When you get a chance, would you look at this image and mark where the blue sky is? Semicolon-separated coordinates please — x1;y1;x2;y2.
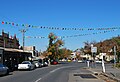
0;0;120;51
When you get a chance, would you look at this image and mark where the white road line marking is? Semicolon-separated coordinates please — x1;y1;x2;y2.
49;67;61;73
34;66;74;82
35;78;42;82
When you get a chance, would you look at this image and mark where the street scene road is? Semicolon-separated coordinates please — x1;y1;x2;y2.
0;61;118;82
0;62;86;82
0;1;120;82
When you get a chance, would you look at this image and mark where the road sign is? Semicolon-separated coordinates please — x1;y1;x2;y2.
91;47;97;53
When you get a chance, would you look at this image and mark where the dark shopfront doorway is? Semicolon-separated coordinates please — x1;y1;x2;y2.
3;51;32;71
0;49;4;64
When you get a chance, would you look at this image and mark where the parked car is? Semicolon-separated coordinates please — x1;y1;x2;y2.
33;60;42;68
37;58;49;67
41;60;48;67
67;59;71;62
18;61;35;70
77;60;84;63
51;60;58;65
44;61;48;66
0;64;9;76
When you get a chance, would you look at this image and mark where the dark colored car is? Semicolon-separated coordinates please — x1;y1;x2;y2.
0;64;9;76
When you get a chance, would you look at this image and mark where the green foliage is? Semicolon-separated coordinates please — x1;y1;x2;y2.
83;36;120;62
115;63;120;68
47;33;64;60
112;37;120;46
58;48;72;59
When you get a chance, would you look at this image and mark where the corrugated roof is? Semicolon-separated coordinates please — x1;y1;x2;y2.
0;47;31;53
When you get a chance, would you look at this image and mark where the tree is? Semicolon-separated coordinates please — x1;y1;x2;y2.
93;36;120;62
47;33;64;60
58;48;72;59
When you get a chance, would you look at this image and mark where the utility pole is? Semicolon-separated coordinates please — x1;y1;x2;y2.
4;39;5;48
19;29;27;51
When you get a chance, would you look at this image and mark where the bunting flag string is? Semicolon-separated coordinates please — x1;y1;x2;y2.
25;30;116;39
25;36;46;39
60;30;116;39
1;21;120;31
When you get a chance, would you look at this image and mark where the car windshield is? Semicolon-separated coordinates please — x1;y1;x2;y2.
33;61;38;63
22;61;30;64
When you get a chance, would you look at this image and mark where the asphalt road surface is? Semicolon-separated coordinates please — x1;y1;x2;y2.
0;62;86;82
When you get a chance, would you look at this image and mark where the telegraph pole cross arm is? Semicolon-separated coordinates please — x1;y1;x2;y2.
19;29;27;51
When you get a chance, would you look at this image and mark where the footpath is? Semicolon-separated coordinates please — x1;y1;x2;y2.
68;63;120;82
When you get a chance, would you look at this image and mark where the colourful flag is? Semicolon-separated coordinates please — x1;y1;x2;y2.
2;21;4;24
12;23;14;25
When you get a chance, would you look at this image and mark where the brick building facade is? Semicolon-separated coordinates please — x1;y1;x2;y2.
0;30;20;49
